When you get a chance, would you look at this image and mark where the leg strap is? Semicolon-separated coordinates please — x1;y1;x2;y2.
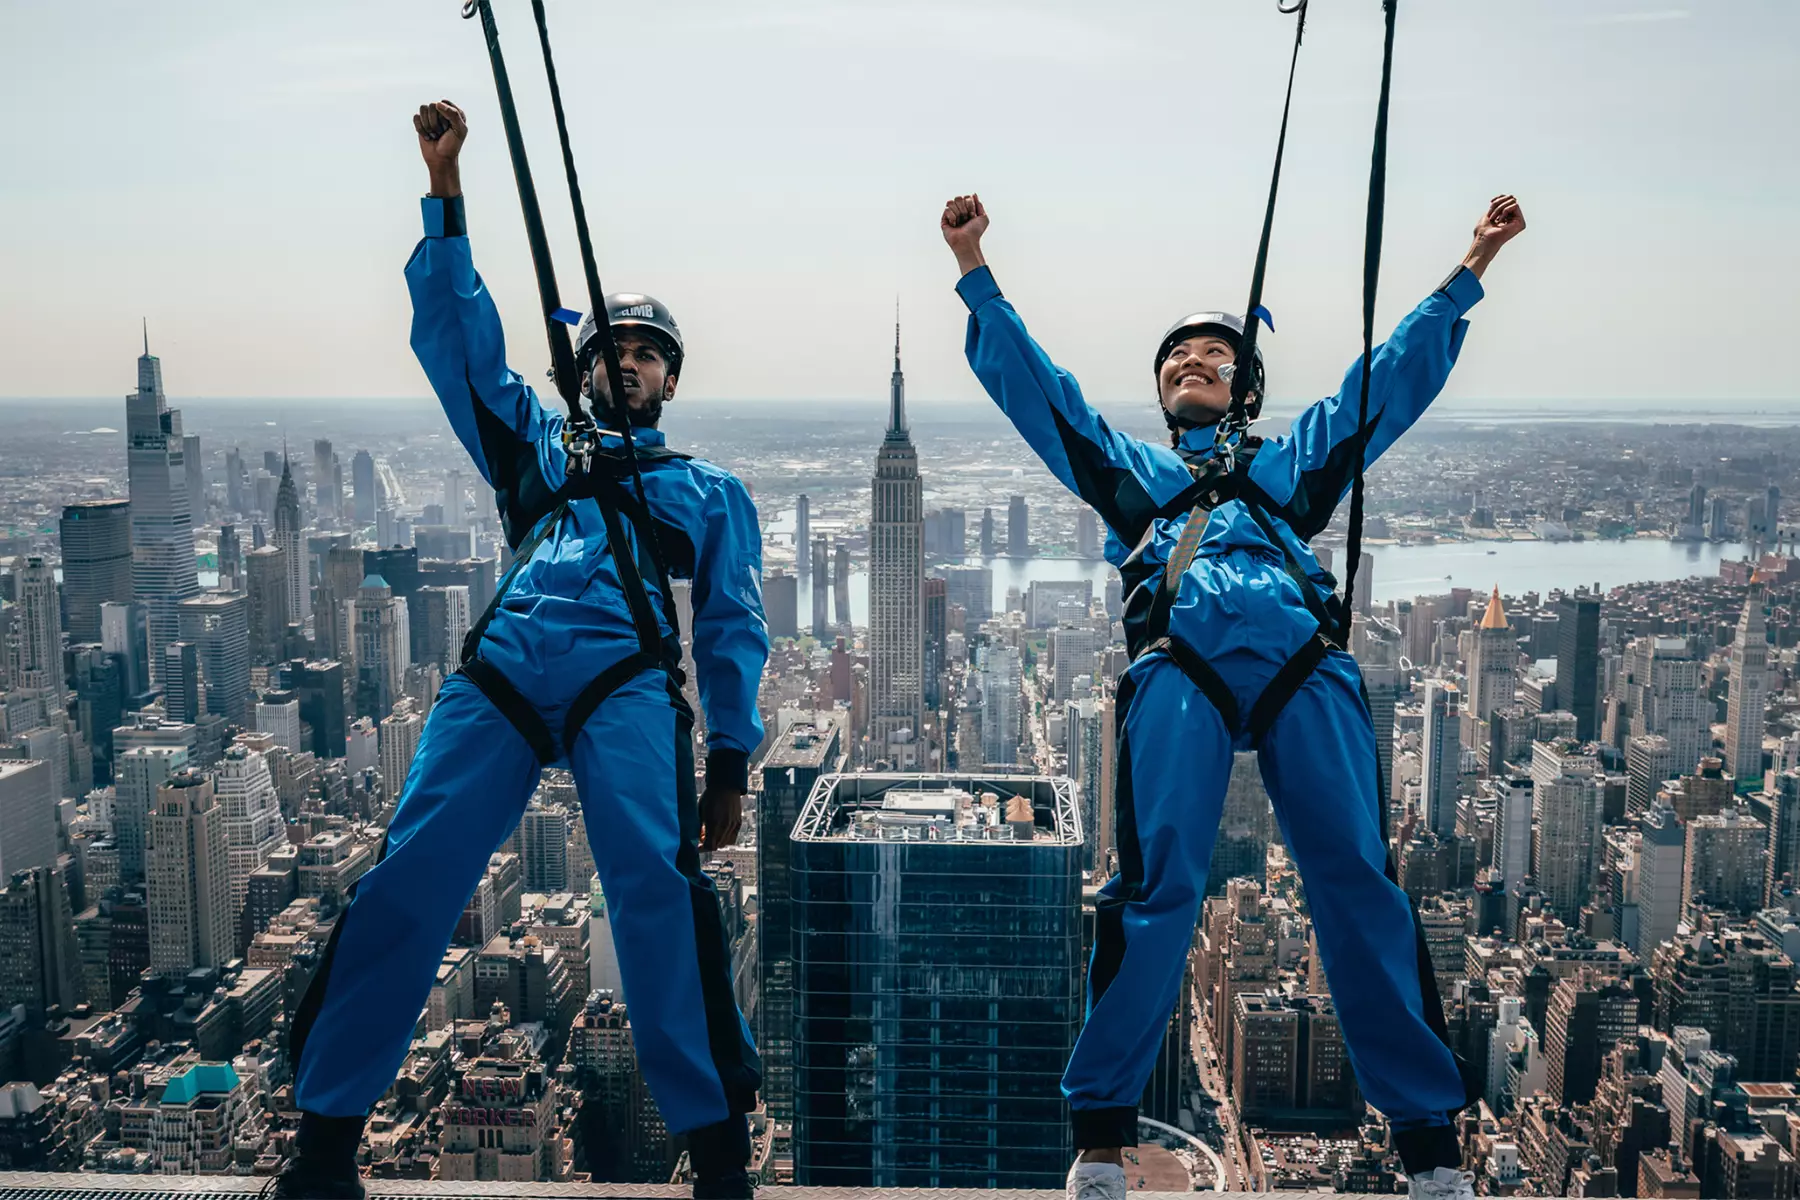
1246;634;1332;744
460;659;559;766
1155;637;1242;736
561;651;661;758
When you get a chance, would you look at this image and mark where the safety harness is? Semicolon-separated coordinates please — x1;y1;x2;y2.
456;442;694;766
1126;438;1344;747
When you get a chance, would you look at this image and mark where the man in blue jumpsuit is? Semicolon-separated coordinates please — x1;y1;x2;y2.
271;101;767;1200
940;193;1525;1200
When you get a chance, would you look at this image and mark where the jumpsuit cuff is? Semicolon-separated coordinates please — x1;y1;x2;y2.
1070;1105;1138;1149
421;194;467;239
1393;1122;1462;1175
1434;262;1485;314
955;264;1003;312
705;746;750;793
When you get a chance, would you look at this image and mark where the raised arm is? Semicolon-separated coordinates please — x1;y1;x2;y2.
405;100;549;487
942;195;1172;539
1250;195;1528;539
689;472;769;847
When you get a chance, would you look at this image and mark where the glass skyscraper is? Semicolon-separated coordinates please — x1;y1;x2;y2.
791;773;1083;1189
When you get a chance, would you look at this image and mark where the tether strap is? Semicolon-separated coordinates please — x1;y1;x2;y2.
1224;0;1308;435
1338;0;1396;641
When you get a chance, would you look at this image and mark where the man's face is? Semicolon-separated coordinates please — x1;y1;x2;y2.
1158;334;1236;428
582;331;678;425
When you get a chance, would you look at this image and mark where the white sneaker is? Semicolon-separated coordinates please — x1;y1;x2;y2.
1408;1167;1476;1200
1067;1160;1127;1200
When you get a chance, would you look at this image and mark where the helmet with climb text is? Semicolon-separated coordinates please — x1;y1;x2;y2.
1154;311;1268;433
576;293;685;379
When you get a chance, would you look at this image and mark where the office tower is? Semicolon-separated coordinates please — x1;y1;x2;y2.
442;468;464;528
980;507;997;558
365;545;425;662
217;522;241;591
944;566;993;623
1555;591;1601;742
810;534;831;637
1683;807;1767;918
59;500;132;644
519;806;569;892
125;328;201;671
1637;800;1687;957
177;591;251;724
1421;680;1463;837
795;494;811;579
353;576;410;720
271;455;309;629
115;744;187;885
100;600;151;702
923;578;947;709
256;690;302;752
1211;752;1274;895
225;447;247;515
1354;551;1375;615
1535;759;1603;923
1767;770;1800;904
765;571;799;641
316;543;364;665
311;438;335;521
71;645;125;784
1493;774;1534;897
1048;624;1101;703
925;508;967;559
9;556;64;697
980;644;1023;766
0;865;86;1023
1467;586;1517;724
282;658;347;759
1709;495;1730;540
212;745;283;950
162;641;205;724
869;322;926;761
1077;509;1101;559
1007;494;1029;556
379;701;423;802
351;449;376;524
1725;586;1769;788
1543;973;1638;1105
832;542;851;628
1625;636;1706;778
244;546;289;665
1627;734;1677;820
0;762;58;881
146;771;233;974
791;775;1082;1188
183;432;205;524
758;717;844;1120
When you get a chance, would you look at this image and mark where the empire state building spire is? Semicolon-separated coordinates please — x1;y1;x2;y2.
888;300;907;436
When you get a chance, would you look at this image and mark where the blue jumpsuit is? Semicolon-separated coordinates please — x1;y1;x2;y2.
291;195;767;1139
956;263;1483;1149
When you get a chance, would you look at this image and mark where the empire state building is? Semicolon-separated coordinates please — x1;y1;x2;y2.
868;314;924;766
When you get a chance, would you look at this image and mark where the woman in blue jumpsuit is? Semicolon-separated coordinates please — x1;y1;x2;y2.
940;193;1526;1200
273;101;767;1200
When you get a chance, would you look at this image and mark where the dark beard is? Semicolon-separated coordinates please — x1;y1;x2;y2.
584;385;663;430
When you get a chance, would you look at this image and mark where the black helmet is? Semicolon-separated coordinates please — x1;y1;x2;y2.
1154;311;1268;421
576;293;684;378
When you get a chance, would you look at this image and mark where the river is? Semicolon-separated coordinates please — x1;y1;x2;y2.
789;538;1750;628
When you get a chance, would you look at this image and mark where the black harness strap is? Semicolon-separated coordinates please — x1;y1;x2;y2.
1246;633;1331;744
462;656;559;765
460;500;569;667
562;650;661;758
1338;0;1397;640
1159;636;1242;735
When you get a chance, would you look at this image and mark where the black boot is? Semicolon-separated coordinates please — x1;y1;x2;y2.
266;1111;367;1199
689;1116;754;1199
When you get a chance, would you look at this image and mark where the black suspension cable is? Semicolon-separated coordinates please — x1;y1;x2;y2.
462;0;584;425
1222;0;1309;446
527;0;676;613
1338;0;1397;644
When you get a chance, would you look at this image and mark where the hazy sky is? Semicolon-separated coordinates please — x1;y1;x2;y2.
2;1;1796;410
